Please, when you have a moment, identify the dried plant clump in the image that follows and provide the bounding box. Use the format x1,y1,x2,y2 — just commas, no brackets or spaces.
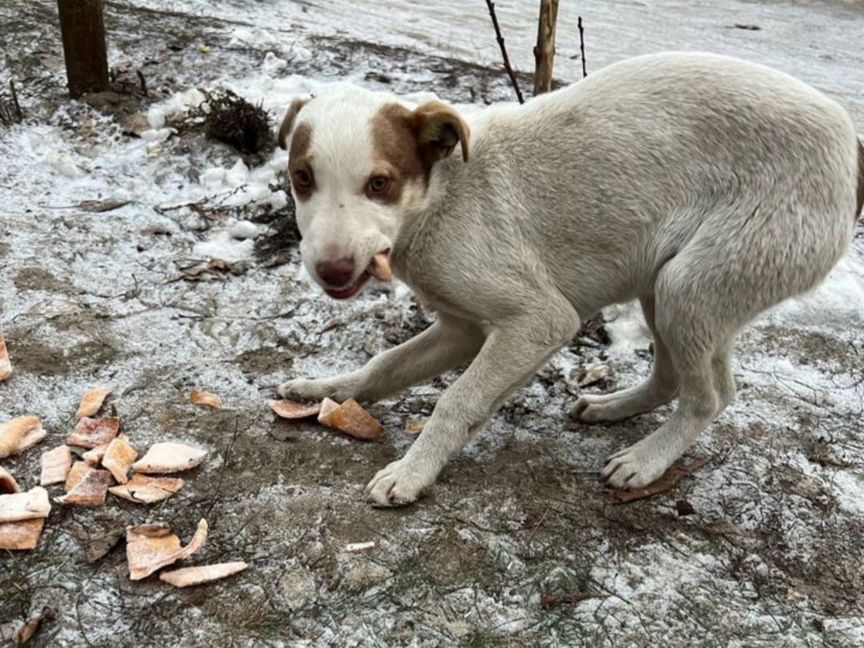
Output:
195,89,272,154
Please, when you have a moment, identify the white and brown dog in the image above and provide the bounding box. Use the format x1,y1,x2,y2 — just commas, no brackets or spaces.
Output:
276,52,863,507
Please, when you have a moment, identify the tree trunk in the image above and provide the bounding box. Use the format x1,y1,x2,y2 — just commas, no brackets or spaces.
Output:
57,0,109,98
533,0,559,96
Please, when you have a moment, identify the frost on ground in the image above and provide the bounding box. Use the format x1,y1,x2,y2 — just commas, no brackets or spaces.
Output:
1,1,864,647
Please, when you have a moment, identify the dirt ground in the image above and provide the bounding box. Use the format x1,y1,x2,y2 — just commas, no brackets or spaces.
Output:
1,2,863,647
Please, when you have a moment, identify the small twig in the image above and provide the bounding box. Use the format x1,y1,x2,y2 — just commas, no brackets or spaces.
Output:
484,0,524,104
136,69,148,97
10,80,23,121
578,16,587,78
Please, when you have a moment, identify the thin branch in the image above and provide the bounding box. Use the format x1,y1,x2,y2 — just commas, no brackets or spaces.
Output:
578,16,587,78
484,0,524,104
10,80,23,121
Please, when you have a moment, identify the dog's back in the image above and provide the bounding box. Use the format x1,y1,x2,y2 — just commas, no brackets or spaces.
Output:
432,52,859,316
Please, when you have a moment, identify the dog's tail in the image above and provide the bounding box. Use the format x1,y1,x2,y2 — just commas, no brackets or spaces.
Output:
857,137,864,219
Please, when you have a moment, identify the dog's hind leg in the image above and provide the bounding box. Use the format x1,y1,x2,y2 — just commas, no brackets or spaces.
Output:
570,294,679,423
278,313,485,404
602,247,743,489
711,340,737,410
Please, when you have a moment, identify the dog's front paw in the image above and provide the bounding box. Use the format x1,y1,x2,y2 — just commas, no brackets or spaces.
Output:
277,377,355,402
602,437,672,489
364,458,437,507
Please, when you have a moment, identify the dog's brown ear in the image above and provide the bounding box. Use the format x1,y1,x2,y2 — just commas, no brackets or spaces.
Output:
412,100,470,163
277,98,309,150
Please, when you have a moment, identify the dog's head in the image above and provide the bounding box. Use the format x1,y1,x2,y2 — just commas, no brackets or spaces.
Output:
278,85,469,299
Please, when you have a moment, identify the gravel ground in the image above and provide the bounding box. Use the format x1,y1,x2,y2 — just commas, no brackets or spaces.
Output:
1,1,863,647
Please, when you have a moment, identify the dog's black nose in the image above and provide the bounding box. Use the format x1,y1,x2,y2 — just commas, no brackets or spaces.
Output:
316,257,356,287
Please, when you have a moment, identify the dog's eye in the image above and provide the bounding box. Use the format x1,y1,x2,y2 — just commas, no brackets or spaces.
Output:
293,168,313,189
368,175,390,194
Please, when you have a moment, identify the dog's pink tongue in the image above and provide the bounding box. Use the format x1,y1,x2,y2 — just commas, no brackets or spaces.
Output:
368,252,392,282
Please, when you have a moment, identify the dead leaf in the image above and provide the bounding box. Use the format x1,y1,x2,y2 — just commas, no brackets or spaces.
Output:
405,419,425,435
76,386,112,417
159,561,248,588
613,456,712,504
67,416,120,448
0,466,20,494
0,519,46,551
318,398,384,440
0,416,47,458
675,499,696,516
0,487,51,522
0,329,11,381
126,518,208,580
40,445,73,486
83,528,126,563
190,388,223,410
575,361,611,388
11,606,55,646
122,112,151,137
132,442,207,474
77,199,131,213
540,592,608,609
102,435,137,483
167,258,245,283
270,400,321,419
109,474,184,504
56,469,114,506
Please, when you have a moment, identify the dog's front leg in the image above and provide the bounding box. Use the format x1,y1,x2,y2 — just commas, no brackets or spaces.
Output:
365,305,580,507
278,314,484,404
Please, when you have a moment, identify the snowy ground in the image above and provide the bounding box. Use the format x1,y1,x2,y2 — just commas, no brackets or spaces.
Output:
1,1,863,647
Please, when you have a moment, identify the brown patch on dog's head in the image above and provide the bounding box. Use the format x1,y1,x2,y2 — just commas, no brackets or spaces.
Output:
370,100,470,204
412,100,470,165
277,98,309,150
288,122,315,200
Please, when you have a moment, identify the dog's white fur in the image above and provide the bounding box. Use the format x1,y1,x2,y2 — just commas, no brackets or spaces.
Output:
278,52,862,507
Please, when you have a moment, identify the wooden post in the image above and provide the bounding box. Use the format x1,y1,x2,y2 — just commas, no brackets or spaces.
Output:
57,0,109,97
533,0,560,95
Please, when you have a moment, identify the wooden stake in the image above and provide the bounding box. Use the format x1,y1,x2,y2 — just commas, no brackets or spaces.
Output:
533,0,560,95
57,0,109,98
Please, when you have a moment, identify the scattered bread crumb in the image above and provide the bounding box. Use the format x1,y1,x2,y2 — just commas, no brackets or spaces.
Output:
0,518,46,551
318,398,384,440
76,386,112,418
0,487,51,522
67,417,120,449
109,474,184,504
0,330,11,382
159,561,248,588
102,435,137,484
0,416,47,459
126,518,208,580
132,442,208,474
0,466,20,494
56,469,114,506
40,446,73,486
369,252,393,282
270,400,321,419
